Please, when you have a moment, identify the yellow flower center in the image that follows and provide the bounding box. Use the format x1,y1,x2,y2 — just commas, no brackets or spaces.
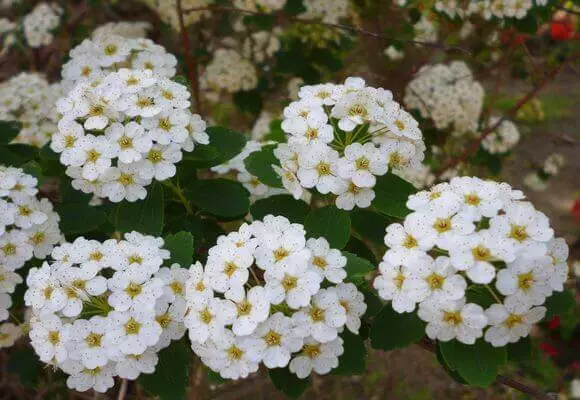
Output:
312,256,327,270
309,306,325,322
199,308,213,324
89,104,104,116
517,272,534,291
86,149,100,164
464,193,481,206
443,311,463,326
237,300,253,316
348,104,368,118
426,273,444,290
147,149,164,163
264,330,281,346
402,234,418,249
157,117,172,131
48,331,60,345
2,243,16,256
433,218,452,233
224,261,237,277
355,157,369,170
281,274,298,291
303,344,321,359
170,281,184,295
118,136,133,149
156,313,172,329
394,119,405,131
315,162,331,176
125,282,142,299
118,173,135,186
273,248,289,262
393,271,406,289
472,245,491,261
227,345,244,360
85,333,103,347
104,44,118,56
136,97,154,108
509,225,529,242
64,135,77,148
124,318,141,335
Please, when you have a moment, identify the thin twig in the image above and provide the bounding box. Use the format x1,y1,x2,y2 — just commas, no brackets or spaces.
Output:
184,5,469,54
117,379,128,400
435,53,578,177
176,0,204,117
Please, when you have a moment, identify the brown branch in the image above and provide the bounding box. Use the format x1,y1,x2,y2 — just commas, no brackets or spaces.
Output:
176,0,204,117
419,339,554,400
435,53,578,177
183,5,469,54
117,379,128,400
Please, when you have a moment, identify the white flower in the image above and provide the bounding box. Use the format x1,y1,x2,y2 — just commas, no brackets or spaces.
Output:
406,255,467,305
297,144,340,194
264,260,322,309
289,336,344,378
30,314,71,364
293,289,346,343
184,297,236,344
55,265,108,317
24,263,66,313
205,245,252,302
104,310,162,355
231,286,270,336
137,144,182,181
0,323,22,348
0,266,23,293
337,143,388,188
496,257,552,307
152,301,186,351
546,238,569,292
418,300,487,344
101,164,151,203
306,237,347,283
484,298,546,347
449,176,503,221
62,361,116,393
273,165,304,200
205,331,262,380
155,264,189,305
329,283,367,334
0,231,34,269
374,259,418,313
105,122,152,164
333,180,375,210
115,349,159,379
68,316,115,369
383,222,436,265
108,268,164,313
185,262,214,306
254,313,305,369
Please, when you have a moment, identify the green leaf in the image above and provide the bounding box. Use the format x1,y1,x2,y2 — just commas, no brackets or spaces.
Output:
0,120,22,143
465,286,497,309
188,179,250,218
342,251,375,283
8,347,42,388
206,368,225,385
304,205,351,249
20,161,42,180
439,339,507,387
57,203,106,235
507,336,531,363
114,182,164,235
264,120,286,143
269,368,310,398
332,330,366,376
351,208,393,244
284,0,306,15
243,144,282,187
250,194,310,223
372,173,415,219
139,339,191,400
0,146,26,166
164,232,194,267
371,304,425,351
184,126,246,168
435,343,468,384
361,288,383,319
544,290,575,319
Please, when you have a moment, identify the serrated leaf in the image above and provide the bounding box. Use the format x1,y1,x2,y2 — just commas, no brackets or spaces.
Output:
114,182,164,235
188,178,250,218
332,330,366,376
435,343,468,384
342,251,375,283
164,231,194,267
269,368,310,398
439,339,507,387
244,144,282,187
371,304,425,351
138,340,191,400
184,126,246,168
250,194,310,223
304,205,351,249
371,173,416,219
0,120,22,143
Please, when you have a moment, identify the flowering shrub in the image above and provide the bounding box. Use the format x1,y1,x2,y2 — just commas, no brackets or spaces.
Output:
0,0,576,398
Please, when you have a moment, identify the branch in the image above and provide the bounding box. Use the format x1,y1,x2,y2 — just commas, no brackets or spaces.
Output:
117,379,128,400
419,340,554,400
183,5,469,54
435,53,579,177
176,0,204,117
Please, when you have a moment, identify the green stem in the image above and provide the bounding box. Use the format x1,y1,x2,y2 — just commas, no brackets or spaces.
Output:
163,180,194,215
485,284,503,304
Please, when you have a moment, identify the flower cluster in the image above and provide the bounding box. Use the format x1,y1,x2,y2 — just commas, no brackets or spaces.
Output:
61,33,178,92
524,153,566,192
233,0,286,12
0,18,16,56
481,117,520,154
52,67,208,202
0,166,61,347
404,61,484,134
273,77,426,210
22,2,62,48
92,21,151,39
185,215,366,379
399,0,545,21
25,233,189,392
200,49,259,94
139,0,212,30
242,28,282,64
212,140,286,199
0,72,63,147
374,177,568,346
413,15,438,43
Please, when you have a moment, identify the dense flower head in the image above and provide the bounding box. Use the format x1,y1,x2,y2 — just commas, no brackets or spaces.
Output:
272,76,426,210
374,177,567,346
0,72,63,147
25,232,188,393
91,21,151,39
399,0,545,21
61,33,178,92
139,0,212,30
404,61,484,134
22,2,62,48
481,117,520,154
0,165,61,348
53,65,209,202
185,215,366,379
200,48,259,94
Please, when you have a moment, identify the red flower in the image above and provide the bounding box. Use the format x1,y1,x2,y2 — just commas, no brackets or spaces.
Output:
551,20,574,41
572,197,580,223
539,342,558,357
